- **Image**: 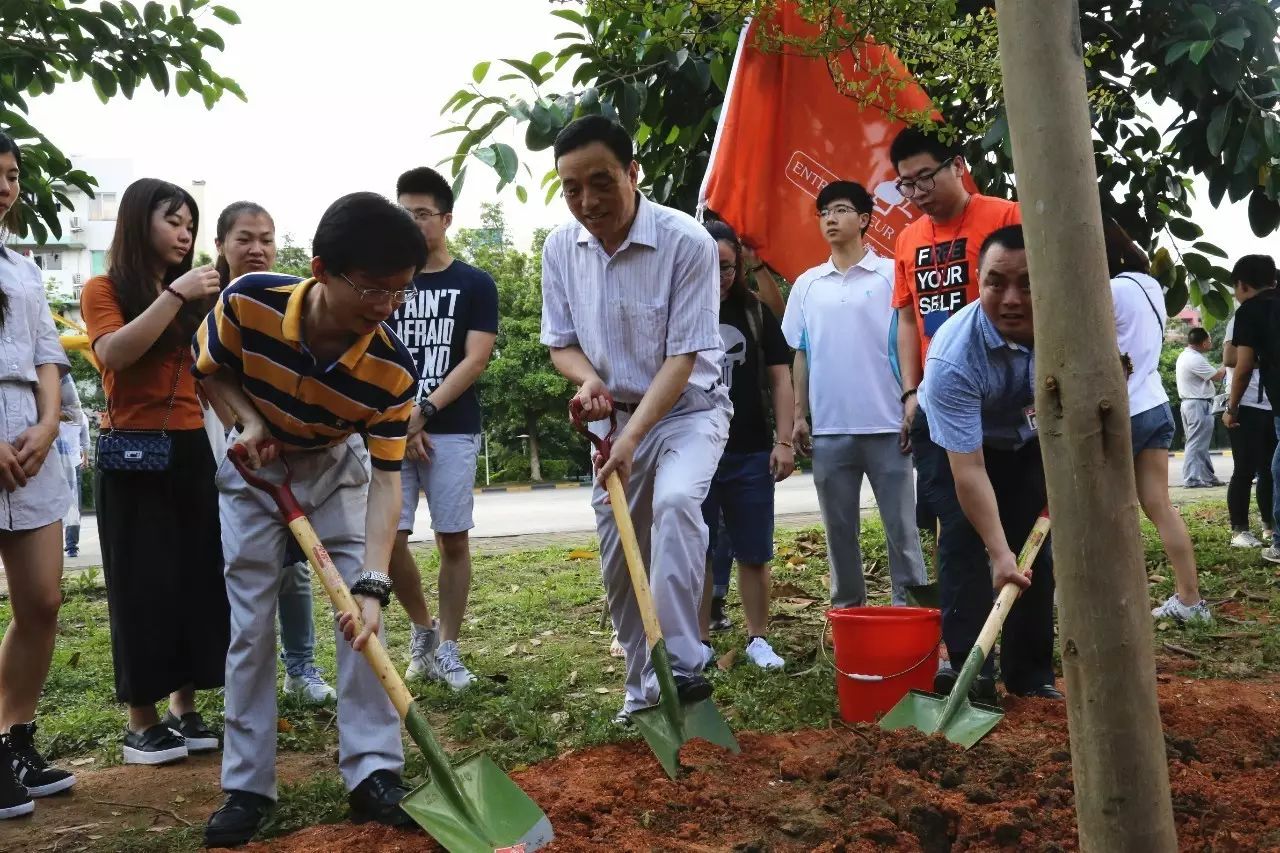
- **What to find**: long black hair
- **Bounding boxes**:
[1102,218,1151,278]
[107,178,209,349]
[0,131,19,327]
[214,200,272,287]
[704,218,750,307]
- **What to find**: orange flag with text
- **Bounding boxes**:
[699,5,956,283]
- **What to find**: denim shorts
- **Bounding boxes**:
[1131,403,1175,455]
[700,450,775,565]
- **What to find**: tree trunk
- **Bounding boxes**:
[527,411,542,482]
[993,3,1177,851]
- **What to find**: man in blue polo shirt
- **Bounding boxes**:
[912,224,1060,703]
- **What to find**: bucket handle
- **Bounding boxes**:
[819,620,942,683]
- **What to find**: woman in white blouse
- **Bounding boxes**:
[0,131,78,820]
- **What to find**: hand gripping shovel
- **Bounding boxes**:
[569,399,740,778]
[228,445,553,853]
[879,509,1050,749]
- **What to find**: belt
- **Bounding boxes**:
[1182,397,1212,401]
[613,401,640,414]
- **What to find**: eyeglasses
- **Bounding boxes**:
[894,157,956,199]
[405,207,446,223]
[340,273,414,305]
[816,204,861,219]
[718,263,737,278]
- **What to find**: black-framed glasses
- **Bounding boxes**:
[894,157,956,199]
[816,204,860,219]
[404,207,446,223]
[340,273,414,305]
[718,262,737,278]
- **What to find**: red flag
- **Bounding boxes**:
[700,5,958,282]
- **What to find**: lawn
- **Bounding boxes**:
[4,499,1278,851]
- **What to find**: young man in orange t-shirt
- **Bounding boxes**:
[890,128,1020,449]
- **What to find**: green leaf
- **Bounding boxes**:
[550,8,585,26]
[211,5,239,24]
[1188,40,1214,64]
[1164,275,1189,318]
[501,59,544,85]
[143,1,164,27]
[1207,103,1230,156]
[1164,41,1193,64]
[1191,241,1228,258]
[1202,288,1230,319]
[1191,4,1217,34]
[1167,218,1203,240]
[473,61,491,84]
[491,143,518,183]
[516,185,528,204]
[1218,27,1248,51]
[1183,251,1212,279]
[545,177,562,206]
[531,51,554,71]
[1247,187,1280,237]
[710,55,729,93]
[451,167,467,201]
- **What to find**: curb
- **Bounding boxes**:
[477,481,592,494]
[1168,451,1232,458]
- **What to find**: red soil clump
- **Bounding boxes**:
[241,675,1280,852]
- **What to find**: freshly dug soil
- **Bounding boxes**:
[241,674,1280,852]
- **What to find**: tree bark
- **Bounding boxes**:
[993,2,1177,851]
[526,410,542,482]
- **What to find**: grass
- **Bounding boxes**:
[3,500,1277,851]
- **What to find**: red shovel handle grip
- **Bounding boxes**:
[568,395,618,464]
[228,442,304,522]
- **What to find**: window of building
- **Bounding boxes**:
[91,250,107,275]
[89,192,118,221]
[45,252,62,271]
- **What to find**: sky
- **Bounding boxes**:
[24,0,1276,265]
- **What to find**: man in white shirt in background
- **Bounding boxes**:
[1175,327,1225,488]
[782,181,927,607]
[56,374,89,558]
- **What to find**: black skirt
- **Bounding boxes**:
[96,429,229,706]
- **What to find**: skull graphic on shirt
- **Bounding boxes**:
[718,323,746,389]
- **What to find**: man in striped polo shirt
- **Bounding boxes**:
[541,116,730,724]
[193,192,426,848]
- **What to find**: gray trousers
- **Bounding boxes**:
[217,436,402,799]
[1179,398,1218,486]
[593,390,729,713]
[812,432,928,607]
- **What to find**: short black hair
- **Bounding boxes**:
[1231,254,1277,291]
[553,116,633,166]
[889,127,959,172]
[978,224,1026,267]
[1187,327,1210,347]
[396,166,454,214]
[312,192,427,277]
[816,181,873,233]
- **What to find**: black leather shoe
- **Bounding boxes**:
[349,770,414,828]
[674,673,713,703]
[933,664,958,695]
[1013,684,1065,700]
[204,790,272,848]
[971,676,999,706]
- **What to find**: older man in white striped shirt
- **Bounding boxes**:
[541,116,730,723]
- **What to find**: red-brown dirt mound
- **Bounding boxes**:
[238,676,1280,852]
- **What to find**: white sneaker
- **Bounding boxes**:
[434,640,476,691]
[1231,530,1264,548]
[701,642,715,671]
[284,666,337,705]
[745,637,786,670]
[405,622,441,681]
[1265,547,1280,564]
[1151,594,1212,625]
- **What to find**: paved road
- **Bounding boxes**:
[49,453,1233,571]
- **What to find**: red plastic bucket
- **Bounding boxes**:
[826,606,941,723]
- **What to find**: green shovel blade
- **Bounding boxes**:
[399,754,554,853]
[878,688,1005,750]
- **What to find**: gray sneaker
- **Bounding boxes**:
[405,621,441,681]
[1264,546,1280,565]
[1151,594,1212,625]
[434,640,476,691]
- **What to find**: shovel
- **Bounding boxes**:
[879,509,1050,749]
[569,400,740,778]
[228,445,553,853]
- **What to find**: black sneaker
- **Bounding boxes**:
[933,663,958,695]
[348,770,414,828]
[6,723,75,797]
[204,790,273,848]
[162,711,219,753]
[0,737,32,820]
[709,597,732,632]
[674,673,713,704]
[122,724,188,766]
[1012,683,1064,700]
[971,676,999,706]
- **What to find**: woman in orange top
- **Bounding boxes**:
[80,178,228,767]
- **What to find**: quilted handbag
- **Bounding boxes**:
[96,351,183,473]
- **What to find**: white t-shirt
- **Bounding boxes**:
[1225,313,1270,410]
[1175,348,1220,400]
[1110,272,1169,416]
[780,250,901,434]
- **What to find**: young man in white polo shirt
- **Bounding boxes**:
[541,116,728,723]
[782,181,927,607]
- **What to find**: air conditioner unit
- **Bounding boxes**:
[69,216,82,231]
[72,273,82,285]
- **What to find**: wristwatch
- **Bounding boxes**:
[350,570,392,607]
[420,400,438,421]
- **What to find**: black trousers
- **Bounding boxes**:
[910,409,1056,692]
[1226,404,1276,532]
[97,429,229,706]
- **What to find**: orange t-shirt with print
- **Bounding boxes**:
[891,194,1021,368]
[80,275,204,431]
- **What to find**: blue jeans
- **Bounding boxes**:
[701,450,776,597]
[278,538,315,676]
[1271,417,1280,546]
[65,467,82,550]
[910,408,1057,691]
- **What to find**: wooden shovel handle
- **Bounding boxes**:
[605,471,664,650]
[973,510,1051,660]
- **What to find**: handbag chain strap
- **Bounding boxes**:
[105,349,185,436]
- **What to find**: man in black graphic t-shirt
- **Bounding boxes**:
[389,167,498,690]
